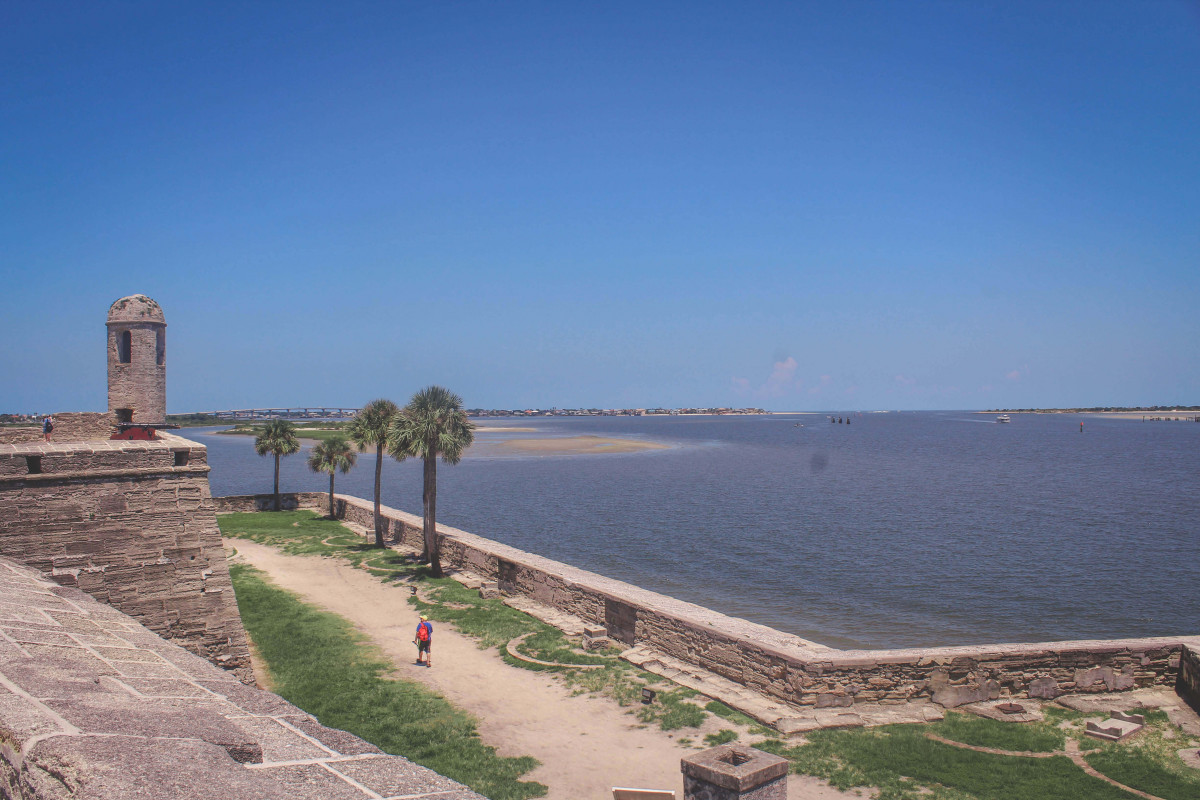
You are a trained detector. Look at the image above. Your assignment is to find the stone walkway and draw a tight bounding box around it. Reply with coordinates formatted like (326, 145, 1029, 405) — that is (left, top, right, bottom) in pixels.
(0, 556, 483, 800)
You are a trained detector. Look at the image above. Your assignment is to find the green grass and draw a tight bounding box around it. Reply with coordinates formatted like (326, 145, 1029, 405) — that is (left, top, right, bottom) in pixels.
(759, 725, 1140, 800)
(217, 421, 352, 441)
(1079, 711, 1200, 800)
(220, 510, 710, 734)
(933, 712, 1065, 753)
(704, 700, 772, 736)
(229, 562, 545, 800)
(638, 689, 707, 731)
(221, 511, 1200, 800)
(219, 510, 409, 574)
(1086, 746, 1200, 800)
(704, 729, 739, 746)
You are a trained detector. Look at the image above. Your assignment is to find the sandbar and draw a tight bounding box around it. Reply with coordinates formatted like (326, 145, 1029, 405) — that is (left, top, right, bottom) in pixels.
(474, 425, 541, 433)
(495, 435, 669, 456)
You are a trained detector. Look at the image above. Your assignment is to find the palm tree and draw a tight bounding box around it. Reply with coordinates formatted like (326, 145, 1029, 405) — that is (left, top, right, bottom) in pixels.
(254, 419, 300, 512)
(387, 385, 475, 577)
(307, 435, 357, 519)
(348, 398, 400, 548)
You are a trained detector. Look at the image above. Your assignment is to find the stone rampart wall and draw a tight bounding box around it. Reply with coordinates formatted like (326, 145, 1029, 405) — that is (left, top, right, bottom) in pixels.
(0, 433, 253, 683)
(215, 492, 1198, 711)
(0, 412, 116, 444)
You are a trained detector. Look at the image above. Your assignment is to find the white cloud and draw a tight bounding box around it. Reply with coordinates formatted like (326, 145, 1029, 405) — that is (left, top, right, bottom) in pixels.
(732, 357, 804, 399)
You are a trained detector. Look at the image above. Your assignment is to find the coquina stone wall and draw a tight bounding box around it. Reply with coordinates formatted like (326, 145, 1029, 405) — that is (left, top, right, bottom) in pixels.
(0, 412, 117, 444)
(0, 433, 253, 683)
(217, 492, 1199, 711)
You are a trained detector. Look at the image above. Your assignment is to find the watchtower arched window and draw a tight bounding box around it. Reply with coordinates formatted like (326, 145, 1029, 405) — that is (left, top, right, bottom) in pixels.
(156, 329, 165, 365)
(118, 330, 131, 363)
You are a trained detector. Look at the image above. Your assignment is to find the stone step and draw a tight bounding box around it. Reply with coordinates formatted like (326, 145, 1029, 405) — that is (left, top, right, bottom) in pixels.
(500, 595, 588, 637)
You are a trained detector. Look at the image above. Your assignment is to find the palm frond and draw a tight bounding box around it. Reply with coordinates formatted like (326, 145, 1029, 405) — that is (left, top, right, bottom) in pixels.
(254, 419, 301, 457)
(348, 398, 400, 451)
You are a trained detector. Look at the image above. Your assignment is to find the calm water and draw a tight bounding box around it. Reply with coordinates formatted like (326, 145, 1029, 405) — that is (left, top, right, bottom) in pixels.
(194, 412, 1200, 650)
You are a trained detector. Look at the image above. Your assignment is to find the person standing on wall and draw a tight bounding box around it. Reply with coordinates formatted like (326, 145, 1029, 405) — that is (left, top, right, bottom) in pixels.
(414, 615, 432, 667)
(42, 415, 53, 442)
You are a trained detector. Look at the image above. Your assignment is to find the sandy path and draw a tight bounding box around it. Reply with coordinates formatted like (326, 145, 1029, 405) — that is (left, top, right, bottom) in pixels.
(227, 540, 852, 800)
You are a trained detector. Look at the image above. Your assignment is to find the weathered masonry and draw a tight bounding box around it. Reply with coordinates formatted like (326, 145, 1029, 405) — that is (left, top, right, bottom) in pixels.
(0, 295, 253, 682)
(0, 556, 483, 800)
(0, 434, 253, 682)
(218, 492, 1200, 720)
(107, 293, 167, 424)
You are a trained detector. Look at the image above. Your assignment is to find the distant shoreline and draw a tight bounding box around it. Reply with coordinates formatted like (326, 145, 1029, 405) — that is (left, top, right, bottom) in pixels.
(978, 408, 1198, 415)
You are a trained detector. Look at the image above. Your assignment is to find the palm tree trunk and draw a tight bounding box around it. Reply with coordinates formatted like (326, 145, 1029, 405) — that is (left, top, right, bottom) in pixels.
(373, 443, 384, 548)
(423, 454, 442, 578)
(273, 452, 281, 512)
(328, 472, 335, 519)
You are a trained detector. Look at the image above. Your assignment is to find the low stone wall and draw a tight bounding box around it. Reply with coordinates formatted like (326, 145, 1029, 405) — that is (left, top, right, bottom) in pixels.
(216, 493, 1199, 713)
(0, 556, 483, 800)
(0, 411, 116, 444)
(0, 433, 253, 683)
(213, 491, 327, 514)
(1178, 645, 1200, 712)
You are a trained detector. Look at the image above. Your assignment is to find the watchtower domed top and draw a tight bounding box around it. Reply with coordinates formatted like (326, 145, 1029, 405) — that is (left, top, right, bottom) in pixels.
(107, 295, 165, 325)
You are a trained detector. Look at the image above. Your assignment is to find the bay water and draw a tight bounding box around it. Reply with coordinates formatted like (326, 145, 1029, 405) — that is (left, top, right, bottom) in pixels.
(194, 412, 1199, 650)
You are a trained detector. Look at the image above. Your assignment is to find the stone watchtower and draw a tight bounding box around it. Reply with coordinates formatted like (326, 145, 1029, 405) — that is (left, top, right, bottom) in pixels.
(106, 294, 166, 424)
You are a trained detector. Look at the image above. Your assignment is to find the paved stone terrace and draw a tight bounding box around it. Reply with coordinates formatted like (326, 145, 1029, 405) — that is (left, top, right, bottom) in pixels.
(0, 556, 483, 800)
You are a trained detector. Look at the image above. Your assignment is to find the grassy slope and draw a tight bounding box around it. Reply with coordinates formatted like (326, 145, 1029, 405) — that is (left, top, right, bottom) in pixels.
(221, 511, 1200, 800)
(220, 511, 711, 731)
(229, 562, 545, 800)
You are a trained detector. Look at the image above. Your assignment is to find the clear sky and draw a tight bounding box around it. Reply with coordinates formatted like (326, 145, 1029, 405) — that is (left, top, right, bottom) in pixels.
(3, 1, 1198, 413)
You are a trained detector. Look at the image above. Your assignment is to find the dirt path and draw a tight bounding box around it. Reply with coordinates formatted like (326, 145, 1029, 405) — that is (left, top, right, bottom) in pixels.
(227, 540, 854, 800)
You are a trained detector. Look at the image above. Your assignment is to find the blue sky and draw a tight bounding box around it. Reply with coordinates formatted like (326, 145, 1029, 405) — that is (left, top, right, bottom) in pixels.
(3, 1, 1198, 412)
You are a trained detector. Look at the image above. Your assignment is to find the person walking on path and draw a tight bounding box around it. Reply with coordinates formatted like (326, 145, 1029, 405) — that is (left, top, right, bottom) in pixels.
(42, 416, 53, 442)
(414, 614, 432, 667)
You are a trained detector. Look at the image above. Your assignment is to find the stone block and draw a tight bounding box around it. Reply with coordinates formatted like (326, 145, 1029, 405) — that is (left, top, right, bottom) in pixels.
(682, 745, 788, 800)
(479, 580, 500, 599)
(815, 692, 853, 709)
(1028, 677, 1062, 699)
(932, 679, 1000, 708)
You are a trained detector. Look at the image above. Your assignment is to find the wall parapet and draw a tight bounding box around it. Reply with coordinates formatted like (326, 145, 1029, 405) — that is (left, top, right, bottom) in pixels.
(0, 411, 117, 444)
(215, 492, 1200, 713)
(0, 434, 251, 683)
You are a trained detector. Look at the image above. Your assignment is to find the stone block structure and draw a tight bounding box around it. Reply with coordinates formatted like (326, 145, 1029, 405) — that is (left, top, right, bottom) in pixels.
(106, 294, 167, 424)
(0, 295, 252, 682)
(0, 433, 253, 682)
(215, 492, 1200, 724)
(1179, 643, 1200, 711)
(0, 556, 483, 800)
(681, 746, 788, 800)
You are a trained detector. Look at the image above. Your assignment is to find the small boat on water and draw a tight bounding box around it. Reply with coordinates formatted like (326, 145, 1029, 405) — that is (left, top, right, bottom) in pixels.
(996, 414, 1011, 423)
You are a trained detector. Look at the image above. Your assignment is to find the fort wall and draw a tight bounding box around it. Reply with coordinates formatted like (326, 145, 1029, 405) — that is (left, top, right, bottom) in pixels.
(215, 492, 1199, 714)
(0, 433, 253, 682)
(0, 412, 117, 444)
(0, 555, 482, 800)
